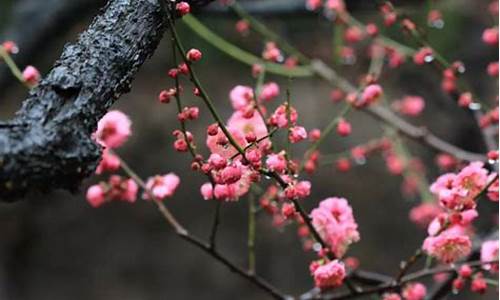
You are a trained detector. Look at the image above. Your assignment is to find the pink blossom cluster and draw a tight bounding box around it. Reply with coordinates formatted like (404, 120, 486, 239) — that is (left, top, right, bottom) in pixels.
(421, 162, 498, 263)
(86, 175, 138, 208)
(429, 162, 495, 210)
(309, 259, 346, 290)
(310, 197, 360, 258)
(87, 111, 181, 207)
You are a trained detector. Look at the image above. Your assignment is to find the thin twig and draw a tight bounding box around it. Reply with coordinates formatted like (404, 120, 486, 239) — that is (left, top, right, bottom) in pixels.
(248, 191, 257, 274)
(209, 201, 222, 249)
(112, 149, 289, 299)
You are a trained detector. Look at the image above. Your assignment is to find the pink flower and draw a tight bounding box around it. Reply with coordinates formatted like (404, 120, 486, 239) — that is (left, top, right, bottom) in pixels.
(186, 48, 202, 62)
(95, 110, 132, 148)
(259, 82, 280, 102)
(325, 0, 345, 12)
(86, 184, 106, 208)
(206, 127, 246, 159)
(480, 240, 499, 273)
(309, 129, 321, 141)
(229, 85, 254, 111)
(453, 162, 488, 195)
(95, 149, 121, 174)
(311, 260, 346, 289)
(266, 152, 287, 173)
(344, 26, 364, 43)
(143, 173, 180, 201)
(393, 96, 425, 116)
(336, 119, 352, 137)
(208, 153, 227, 170)
(388, 48, 405, 68)
(422, 228, 472, 263)
(289, 126, 308, 143)
(382, 293, 402, 300)
(435, 153, 457, 170)
(430, 162, 489, 211)
(482, 27, 499, 46)
(200, 182, 213, 200)
(121, 179, 138, 203)
(175, 1, 190, 16)
(409, 203, 442, 228)
(262, 42, 282, 62)
(220, 165, 242, 184)
(311, 197, 360, 257)
(2, 41, 18, 54)
(487, 173, 499, 202)
(285, 180, 312, 200)
(22, 65, 40, 85)
(402, 282, 427, 300)
(471, 273, 487, 294)
(413, 47, 433, 65)
(227, 111, 270, 150)
(487, 61, 499, 77)
(269, 104, 298, 128)
(235, 20, 249, 34)
(281, 203, 296, 218)
(306, 0, 322, 10)
(385, 154, 404, 175)
(361, 84, 383, 105)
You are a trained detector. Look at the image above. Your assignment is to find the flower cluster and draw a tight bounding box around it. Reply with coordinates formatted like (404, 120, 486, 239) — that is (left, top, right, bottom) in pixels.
(310, 197, 360, 258)
(87, 111, 180, 207)
(421, 162, 498, 263)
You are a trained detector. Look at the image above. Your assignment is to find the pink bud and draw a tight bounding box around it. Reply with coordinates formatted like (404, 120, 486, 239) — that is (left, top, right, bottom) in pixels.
(176, 2, 191, 16)
(22, 65, 40, 85)
(336, 119, 352, 137)
(289, 126, 308, 143)
(86, 184, 106, 208)
(482, 27, 499, 46)
(174, 139, 188, 152)
(186, 48, 202, 62)
(158, 90, 171, 103)
(361, 84, 383, 105)
(200, 182, 213, 200)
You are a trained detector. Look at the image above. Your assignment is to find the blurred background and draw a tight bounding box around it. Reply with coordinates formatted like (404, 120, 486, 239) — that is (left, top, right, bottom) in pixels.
(0, 0, 498, 299)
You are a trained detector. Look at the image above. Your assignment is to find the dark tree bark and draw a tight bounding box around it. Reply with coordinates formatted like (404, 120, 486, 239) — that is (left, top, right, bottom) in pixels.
(0, 0, 213, 200)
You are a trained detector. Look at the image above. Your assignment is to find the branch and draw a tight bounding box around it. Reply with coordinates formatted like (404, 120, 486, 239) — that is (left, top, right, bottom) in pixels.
(0, 0, 217, 200)
(114, 150, 289, 300)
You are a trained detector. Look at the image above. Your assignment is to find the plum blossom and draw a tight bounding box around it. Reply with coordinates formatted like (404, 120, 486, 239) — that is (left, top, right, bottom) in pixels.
(289, 126, 308, 143)
(266, 152, 287, 173)
(402, 282, 427, 300)
(86, 175, 138, 207)
(393, 96, 425, 116)
(310, 260, 346, 289)
(96, 149, 121, 174)
(230, 85, 254, 111)
(95, 110, 132, 148)
(480, 240, 499, 273)
(200, 182, 214, 200)
(382, 293, 402, 300)
(86, 184, 106, 208)
(259, 82, 280, 102)
(487, 173, 498, 202)
(269, 104, 298, 128)
(143, 173, 180, 201)
(409, 202, 442, 228)
(429, 162, 489, 211)
(22, 65, 40, 85)
(360, 84, 383, 105)
(422, 227, 472, 263)
(311, 197, 360, 257)
(227, 111, 270, 150)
